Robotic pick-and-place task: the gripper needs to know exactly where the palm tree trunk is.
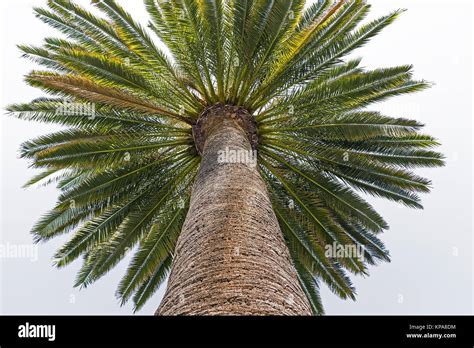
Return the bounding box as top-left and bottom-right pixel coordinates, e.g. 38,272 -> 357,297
156,106 -> 312,315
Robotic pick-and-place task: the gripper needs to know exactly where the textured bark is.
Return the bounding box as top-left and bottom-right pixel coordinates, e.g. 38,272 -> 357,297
156,106 -> 312,316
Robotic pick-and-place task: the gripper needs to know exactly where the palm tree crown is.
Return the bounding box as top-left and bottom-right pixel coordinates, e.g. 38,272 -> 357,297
7,0 -> 444,313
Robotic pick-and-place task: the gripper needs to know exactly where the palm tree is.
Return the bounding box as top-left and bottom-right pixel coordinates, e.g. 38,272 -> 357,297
7,0 -> 444,315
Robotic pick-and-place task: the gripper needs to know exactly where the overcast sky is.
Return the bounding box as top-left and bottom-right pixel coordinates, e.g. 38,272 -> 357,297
0,0 -> 472,315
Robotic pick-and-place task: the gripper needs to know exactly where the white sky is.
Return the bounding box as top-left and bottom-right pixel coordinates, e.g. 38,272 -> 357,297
0,0 -> 473,315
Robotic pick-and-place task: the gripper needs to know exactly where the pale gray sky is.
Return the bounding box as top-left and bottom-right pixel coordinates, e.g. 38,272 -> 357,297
0,0 -> 472,315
